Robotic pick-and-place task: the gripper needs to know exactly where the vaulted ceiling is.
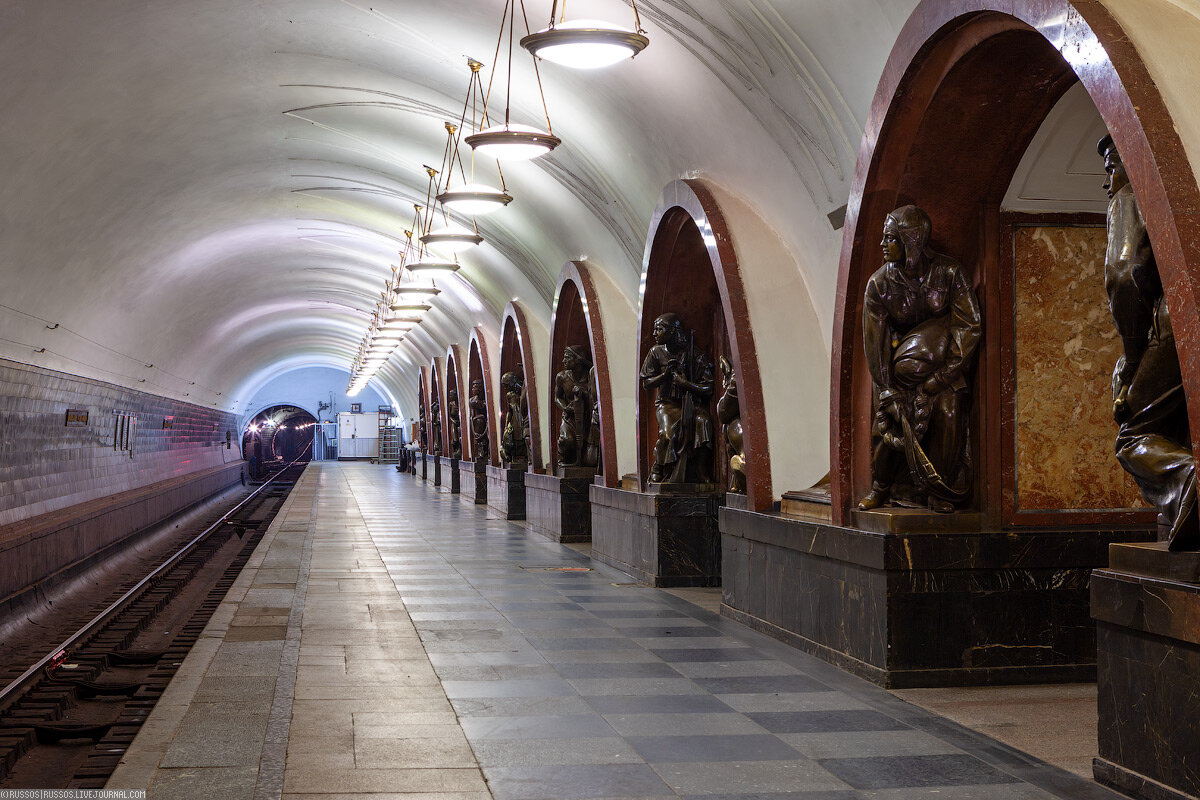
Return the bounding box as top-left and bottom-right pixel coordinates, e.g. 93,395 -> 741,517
0,0 -> 977,419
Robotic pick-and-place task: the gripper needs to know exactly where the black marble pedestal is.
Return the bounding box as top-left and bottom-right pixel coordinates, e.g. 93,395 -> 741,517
590,485 -> 721,587
459,460 -> 487,505
486,465 -> 526,520
424,453 -> 441,487
438,456 -> 460,494
720,506 -> 1153,688
1093,542 -> 1200,800
419,451 -> 428,480
526,472 -> 592,543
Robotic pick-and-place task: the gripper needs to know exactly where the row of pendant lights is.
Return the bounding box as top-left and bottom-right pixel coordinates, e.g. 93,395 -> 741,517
348,0 -> 649,396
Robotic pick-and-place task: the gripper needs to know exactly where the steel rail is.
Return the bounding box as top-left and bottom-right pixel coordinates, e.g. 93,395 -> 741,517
0,445 -> 312,708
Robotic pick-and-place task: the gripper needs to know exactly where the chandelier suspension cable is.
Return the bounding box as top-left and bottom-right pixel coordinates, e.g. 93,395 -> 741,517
518,0 -> 554,134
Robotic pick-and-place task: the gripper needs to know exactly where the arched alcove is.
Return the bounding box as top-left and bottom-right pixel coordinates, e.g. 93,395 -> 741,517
428,356 -> 444,456
636,179 -> 771,510
549,261 -> 619,486
829,0 -> 1200,526
417,367 -> 428,453
499,302 -> 544,473
445,345 -> 466,460
468,329 -> 498,466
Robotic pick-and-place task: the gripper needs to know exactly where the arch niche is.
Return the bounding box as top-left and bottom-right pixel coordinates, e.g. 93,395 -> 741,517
417,367 -> 428,453
636,179 -> 771,511
469,328 -> 498,465
829,0 -> 1200,526
428,356 -> 444,456
499,302 -> 544,473
549,261 -> 619,486
445,344 -> 466,459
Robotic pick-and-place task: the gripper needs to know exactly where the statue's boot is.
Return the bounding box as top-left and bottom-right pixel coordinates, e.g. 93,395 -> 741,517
857,488 -> 889,510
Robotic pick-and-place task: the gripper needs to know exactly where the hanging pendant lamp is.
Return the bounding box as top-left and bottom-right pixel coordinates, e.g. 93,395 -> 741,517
436,111 -> 513,216
521,0 -> 648,69
464,0 -> 562,161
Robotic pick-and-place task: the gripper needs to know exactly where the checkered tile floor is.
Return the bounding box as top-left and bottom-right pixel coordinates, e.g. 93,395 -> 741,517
348,464 -> 1122,800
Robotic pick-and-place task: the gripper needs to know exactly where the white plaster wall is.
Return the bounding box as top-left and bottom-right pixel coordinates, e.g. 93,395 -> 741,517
582,264 -> 641,482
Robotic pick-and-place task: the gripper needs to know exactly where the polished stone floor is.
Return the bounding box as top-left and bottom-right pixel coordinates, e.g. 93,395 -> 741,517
110,463 -> 1124,799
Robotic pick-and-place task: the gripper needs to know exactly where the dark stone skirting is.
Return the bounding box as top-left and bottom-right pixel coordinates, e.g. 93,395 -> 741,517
590,484 -> 721,588
425,453 -> 441,487
486,465 -> 526,520
526,473 -> 592,544
438,456 -> 460,494
721,506 -> 1152,688
458,460 -> 487,505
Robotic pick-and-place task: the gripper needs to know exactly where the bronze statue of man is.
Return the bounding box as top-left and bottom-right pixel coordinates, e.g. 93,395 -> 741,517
554,345 -> 598,468
447,388 -> 462,459
717,355 -> 746,493
1099,135 -> 1198,550
640,312 -> 715,484
418,392 -> 427,452
499,369 -> 528,468
469,379 -> 489,464
858,205 -> 982,513
430,391 -> 442,456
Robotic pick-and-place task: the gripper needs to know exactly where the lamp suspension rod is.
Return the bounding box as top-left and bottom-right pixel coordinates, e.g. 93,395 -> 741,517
517,0 -> 554,134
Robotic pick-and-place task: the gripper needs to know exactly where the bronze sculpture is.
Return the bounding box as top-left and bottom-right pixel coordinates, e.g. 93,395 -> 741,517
430,390 -> 442,456
554,345 -> 599,469
858,205 -> 982,513
1099,135 -> 1198,550
447,388 -> 462,459
418,391 -> 427,452
499,369 -> 528,468
469,379 -> 489,464
585,367 -> 602,469
641,313 -> 715,484
717,355 -> 746,493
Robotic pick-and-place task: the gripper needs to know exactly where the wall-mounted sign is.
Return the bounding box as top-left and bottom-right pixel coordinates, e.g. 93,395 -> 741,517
350,403 -> 362,413
65,409 -> 88,427
162,416 -> 174,429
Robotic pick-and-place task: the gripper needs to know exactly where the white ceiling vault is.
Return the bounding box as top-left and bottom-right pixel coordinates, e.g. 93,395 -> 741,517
0,0 -> 919,418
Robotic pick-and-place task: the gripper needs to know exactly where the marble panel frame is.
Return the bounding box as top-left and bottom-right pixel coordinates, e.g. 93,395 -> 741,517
469,327 -> 499,467
445,344 -> 468,459
428,355 -> 444,456
500,301 -> 543,473
828,0 -> 1200,526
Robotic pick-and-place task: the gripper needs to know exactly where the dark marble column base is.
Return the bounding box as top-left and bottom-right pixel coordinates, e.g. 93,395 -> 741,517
458,460 -> 487,505
486,465 -> 526,520
1093,542 -> 1200,800
526,473 -> 592,543
424,453 -> 441,487
438,456 -> 460,493
721,506 -> 1152,688
419,450 -> 428,480
590,485 -> 720,588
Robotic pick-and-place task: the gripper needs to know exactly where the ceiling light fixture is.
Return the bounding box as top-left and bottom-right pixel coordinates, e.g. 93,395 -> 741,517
464,0 -> 562,161
521,1 -> 648,69
438,79 -> 513,216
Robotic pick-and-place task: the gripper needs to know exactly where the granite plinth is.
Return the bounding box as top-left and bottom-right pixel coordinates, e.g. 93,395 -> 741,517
589,485 -> 721,588
419,450 -> 428,480
526,473 -> 591,543
1093,542 -> 1200,800
425,453 -> 441,487
437,456 -> 460,494
486,465 -> 526,520
458,460 -> 487,505
720,506 -> 1153,688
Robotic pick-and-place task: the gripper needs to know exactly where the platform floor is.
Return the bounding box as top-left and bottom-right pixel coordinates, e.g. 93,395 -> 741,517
107,462 -> 1122,799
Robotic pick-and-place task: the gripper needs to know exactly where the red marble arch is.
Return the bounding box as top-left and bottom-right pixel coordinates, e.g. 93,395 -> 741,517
428,356 -> 444,454
444,344 -> 467,457
499,302 -> 544,473
829,0 -> 1200,525
468,328 -> 499,466
637,179 -> 771,510
417,366 -> 429,451
549,261 -> 620,487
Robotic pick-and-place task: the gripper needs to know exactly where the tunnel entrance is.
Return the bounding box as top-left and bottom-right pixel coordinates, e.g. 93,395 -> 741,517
243,405 -> 317,478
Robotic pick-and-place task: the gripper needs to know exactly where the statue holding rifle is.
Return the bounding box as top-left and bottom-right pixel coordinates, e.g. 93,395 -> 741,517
640,313 -> 715,485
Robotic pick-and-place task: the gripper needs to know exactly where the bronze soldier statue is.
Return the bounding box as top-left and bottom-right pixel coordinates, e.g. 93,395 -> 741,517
640,313 -> 715,484
469,379 -> 489,464
499,369 -> 528,468
554,345 -> 598,468
1099,134 -> 1198,550
447,388 -> 462,459
717,355 -> 746,493
430,390 -> 442,456
858,205 -> 982,513
418,391 -> 427,452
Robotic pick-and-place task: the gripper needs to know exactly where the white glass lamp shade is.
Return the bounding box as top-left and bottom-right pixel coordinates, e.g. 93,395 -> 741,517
419,223 -> 483,256
521,19 -> 649,69
393,286 -> 441,299
465,123 -> 561,161
407,259 -> 461,275
437,183 -> 513,216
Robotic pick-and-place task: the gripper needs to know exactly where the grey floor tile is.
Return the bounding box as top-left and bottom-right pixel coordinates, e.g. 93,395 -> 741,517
452,695 -> 596,717
818,754 -> 1022,789
554,662 -> 682,679
626,733 -> 801,763
484,763 -> 674,800
441,678 -> 578,698
747,710 -> 911,734
570,678 -> 706,697
470,736 -> 644,766
653,759 -> 851,795
605,712 -> 769,737
780,730 -> 966,759
460,714 -> 617,740
651,648 -> 766,663
696,674 -> 829,694
585,694 -> 733,714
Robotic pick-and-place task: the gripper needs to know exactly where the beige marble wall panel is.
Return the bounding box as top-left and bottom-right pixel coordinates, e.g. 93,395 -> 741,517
1013,225 -> 1144,510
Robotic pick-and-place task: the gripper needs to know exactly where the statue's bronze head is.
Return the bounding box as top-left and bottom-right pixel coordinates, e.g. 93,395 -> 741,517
884,205 -> 932,262
563,345 -> 591,369
652,313 -> 685,347
1098,134 -> 1129,199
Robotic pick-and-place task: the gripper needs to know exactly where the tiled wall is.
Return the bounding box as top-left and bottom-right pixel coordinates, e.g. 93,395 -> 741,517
0,359 -> 242,526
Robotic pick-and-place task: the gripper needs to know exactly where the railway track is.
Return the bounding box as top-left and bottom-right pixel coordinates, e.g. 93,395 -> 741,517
0,457 -> 308,789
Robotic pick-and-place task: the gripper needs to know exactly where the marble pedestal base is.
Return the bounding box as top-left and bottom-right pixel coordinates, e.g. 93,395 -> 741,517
526,473 -> 592,543
424,454 -> 441,487
486,465 -> 526,520
590,485 -> 720,587
720,506 -> 1153,688
458,460 -> 487,504
419,451 -> 428,480
438,456 -> 460,493
1093,542 -> 1200,800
